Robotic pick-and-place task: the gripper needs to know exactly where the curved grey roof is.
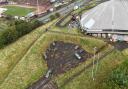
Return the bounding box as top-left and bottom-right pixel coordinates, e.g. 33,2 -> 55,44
80,0 -> 128,34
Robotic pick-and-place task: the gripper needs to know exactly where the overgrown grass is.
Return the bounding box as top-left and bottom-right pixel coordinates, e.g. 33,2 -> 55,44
51,26 -> 81,34
0,1 -> 118,88
0,31 -> 106,89
54,44 -> 112,87
56,50 -> 127,89
0,19 -> 58,85
102,50 -> 128,89
60,15 -> 72,26
122,48 -> 128,56
0,34 -> 47,89
44,32 -> 106,53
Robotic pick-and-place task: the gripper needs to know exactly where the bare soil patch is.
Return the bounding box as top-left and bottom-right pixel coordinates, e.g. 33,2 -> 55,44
28,77 -> 58,89
44,41 -> 92,75
111,42 -> 128,51
28,41 -> 92,89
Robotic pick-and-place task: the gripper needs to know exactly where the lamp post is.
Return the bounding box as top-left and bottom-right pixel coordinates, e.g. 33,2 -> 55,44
92,47 -> 97,81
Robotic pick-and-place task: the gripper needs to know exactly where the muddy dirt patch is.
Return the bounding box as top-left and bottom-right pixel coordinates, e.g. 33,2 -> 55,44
28,77 -> 58,89
28,41 -> 92,89
113,42 -> 128,51
44,41 -> 92,75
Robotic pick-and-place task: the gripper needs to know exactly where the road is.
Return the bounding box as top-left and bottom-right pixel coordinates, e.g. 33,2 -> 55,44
38,0 -> 90,22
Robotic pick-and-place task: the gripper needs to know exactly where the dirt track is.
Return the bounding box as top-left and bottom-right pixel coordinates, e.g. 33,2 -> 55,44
28,77 -> 58,89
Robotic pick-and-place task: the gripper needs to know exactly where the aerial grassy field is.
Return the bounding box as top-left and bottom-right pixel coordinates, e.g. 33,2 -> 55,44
0,19 -> 58,86
0,1 -> 128,88
0,27 -> 106,89
2,5 -> 36,16
0,17 -> 127,89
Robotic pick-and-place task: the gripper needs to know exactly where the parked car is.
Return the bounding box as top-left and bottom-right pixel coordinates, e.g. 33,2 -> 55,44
75,53 -> 82,60
45,69 -> 53,78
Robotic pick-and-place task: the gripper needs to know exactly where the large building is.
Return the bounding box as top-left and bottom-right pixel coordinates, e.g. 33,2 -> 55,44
80,0 -> 128,36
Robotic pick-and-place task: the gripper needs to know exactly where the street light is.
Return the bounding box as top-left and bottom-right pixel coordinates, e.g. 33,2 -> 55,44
92,47 -> 97,81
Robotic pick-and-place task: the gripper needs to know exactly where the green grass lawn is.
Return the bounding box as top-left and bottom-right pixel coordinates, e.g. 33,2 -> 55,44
3,5 -> 36,16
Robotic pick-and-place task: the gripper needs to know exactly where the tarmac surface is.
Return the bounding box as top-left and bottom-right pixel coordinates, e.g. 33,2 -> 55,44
81,0 -> 128,33
38,0 -> 90,22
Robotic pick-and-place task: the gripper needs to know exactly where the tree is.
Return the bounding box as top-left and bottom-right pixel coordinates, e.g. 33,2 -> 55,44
55,13 -> 60,17
31,20 -> 42,29
0,25 -> 17,48
0,19 -> 42,48
50,15 -> 56,20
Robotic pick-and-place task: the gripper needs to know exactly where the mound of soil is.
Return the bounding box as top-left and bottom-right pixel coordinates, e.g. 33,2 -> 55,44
44,41 -> 92,75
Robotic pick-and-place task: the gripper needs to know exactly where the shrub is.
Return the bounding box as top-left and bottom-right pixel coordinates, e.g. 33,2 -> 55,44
50,15 -> 56,20
55,13 -> 61,17
0,19 -> 42,48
